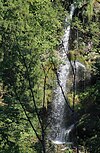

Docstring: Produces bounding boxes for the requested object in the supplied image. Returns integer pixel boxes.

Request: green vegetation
[68,1,100,152]
[0,0,65,152]
[0,0,100,152]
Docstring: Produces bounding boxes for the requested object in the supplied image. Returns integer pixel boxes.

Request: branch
[13,86,42,143]
[18,51,43,128]
[41,64,51,108]
[52,61,74,113]
[18,51,46,152]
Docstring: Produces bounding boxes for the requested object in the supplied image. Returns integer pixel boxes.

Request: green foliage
[0,0,99,152]
[70,1,100,152]
[0,0,65,152]
[65,148,73,153]
[77,80,100,152]
[71,2,99,67]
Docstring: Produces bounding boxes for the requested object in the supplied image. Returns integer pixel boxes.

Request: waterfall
[48,4,75,144]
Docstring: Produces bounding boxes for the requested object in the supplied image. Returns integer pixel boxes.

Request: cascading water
[49,4,75,144]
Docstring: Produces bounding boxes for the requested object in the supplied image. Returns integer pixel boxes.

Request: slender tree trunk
[42,135,46,153]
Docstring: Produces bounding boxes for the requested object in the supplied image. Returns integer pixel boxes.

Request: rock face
[67,60,91,94]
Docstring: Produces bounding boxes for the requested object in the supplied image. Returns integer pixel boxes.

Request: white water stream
[49,4,75,144]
